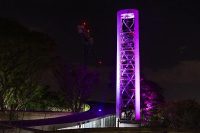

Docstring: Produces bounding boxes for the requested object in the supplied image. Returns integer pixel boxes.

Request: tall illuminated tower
[116,9,140,126]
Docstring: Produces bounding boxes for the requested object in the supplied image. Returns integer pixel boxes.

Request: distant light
[98,109,102,112]
[98,60,102,64]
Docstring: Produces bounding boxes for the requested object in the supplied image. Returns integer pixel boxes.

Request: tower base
[116,119,140,127]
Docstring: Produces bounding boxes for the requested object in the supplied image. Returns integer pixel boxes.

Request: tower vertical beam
[116,9,121,120]
[134,10,140,120]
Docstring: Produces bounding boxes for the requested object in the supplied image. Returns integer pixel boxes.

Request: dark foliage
[161,100,200,129]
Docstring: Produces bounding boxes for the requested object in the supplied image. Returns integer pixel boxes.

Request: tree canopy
[0,18,57,119]
[161,100,200,129]
[54,63,98,112]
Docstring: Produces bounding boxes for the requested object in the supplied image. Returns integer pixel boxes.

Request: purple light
[116,8,121,121]
[134,9,140,121]
[116,9,140,122]
[98,109,102,112]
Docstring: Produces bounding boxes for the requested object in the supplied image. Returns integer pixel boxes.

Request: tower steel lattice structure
[116,9,140,125]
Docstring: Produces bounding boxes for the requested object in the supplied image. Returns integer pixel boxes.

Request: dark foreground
[0,127,199,133]
[47,127,198,133]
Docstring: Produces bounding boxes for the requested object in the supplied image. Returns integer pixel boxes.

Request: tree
[140,78,165,126]
[0,18,56,119]
[161,100,200,129]
[54,63,98,112]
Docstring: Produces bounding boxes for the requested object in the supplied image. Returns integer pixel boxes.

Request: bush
[161,100,200,129]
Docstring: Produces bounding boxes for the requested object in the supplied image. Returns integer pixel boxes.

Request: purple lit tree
[140,78,164,125]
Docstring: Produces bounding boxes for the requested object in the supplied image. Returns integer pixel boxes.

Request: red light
[83,22,86,26]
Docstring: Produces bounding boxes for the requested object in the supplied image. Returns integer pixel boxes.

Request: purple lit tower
[116,9,140,126]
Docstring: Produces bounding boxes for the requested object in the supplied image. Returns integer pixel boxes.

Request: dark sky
[0,0,200,101]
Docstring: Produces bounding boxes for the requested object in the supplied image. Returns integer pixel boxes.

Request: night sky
[0,0,200,101]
